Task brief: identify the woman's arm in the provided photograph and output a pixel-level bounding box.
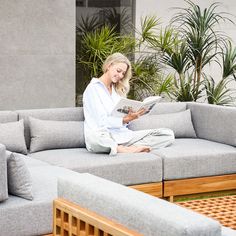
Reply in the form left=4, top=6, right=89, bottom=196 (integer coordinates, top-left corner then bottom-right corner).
left=123, top=108, right=146, bottom=124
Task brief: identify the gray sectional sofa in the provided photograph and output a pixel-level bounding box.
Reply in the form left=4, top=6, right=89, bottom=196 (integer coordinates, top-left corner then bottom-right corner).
left=0, top=102, right=236, bottom=236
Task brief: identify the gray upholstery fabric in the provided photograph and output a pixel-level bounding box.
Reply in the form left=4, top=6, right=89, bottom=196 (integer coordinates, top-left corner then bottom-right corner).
left=0, top=120, right=27, bottom=154
left=58, top=173, right=221, bottom=236
left=6, top=150, right=50, bottom=167
left=28, top=148, right=163, bottom=184
left=29, top=117, right=85, bottom=152
left=153, top=138, right=236, bottom=180
left=16, top=107, right=84, bottom=149
left=221, top=227, right=236, bottom=236
left=187, top=102, right=236, bottom=146
left=0, top=196, right=52, bottom=236
left=0, top=164, right=79, bottom=236
left=0, top=144, right=8, bottom=202
left=129, top=109, right=196, bottom=138
left=150, top=102, right=187, bottom=115
left=7, top=153, right=33, bottom=200
left=0, top=110, right=18, bottom=123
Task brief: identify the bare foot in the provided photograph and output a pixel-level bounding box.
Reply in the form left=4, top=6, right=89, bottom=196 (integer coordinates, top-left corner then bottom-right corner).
left=117, top=145, right=151, bottom=153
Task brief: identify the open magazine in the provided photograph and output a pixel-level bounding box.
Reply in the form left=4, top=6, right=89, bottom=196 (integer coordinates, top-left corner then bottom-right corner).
left=111, top=96, right=162, bottom=117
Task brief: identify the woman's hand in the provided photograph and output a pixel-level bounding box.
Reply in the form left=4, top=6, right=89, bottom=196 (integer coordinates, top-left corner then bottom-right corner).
left=123, top=108, right=146, bottom=124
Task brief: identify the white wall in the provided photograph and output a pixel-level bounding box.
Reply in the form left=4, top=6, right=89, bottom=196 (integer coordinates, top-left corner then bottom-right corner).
left=135, top=0, right=236, bottom=89
left=0, top=0, right=75, bottom=110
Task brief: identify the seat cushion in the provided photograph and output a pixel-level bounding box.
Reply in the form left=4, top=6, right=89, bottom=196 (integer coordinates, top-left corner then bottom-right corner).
left=221, top=226, right=236, bottom=236
left=29, top=148, right=163, bottom=185
left=153, top=139, right=236, bottom=180
left=0, top=164, right=80, bottom=236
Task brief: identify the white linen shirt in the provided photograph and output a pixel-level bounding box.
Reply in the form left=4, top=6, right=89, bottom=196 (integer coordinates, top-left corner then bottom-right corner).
left=83, top=78, right=134, bottom=144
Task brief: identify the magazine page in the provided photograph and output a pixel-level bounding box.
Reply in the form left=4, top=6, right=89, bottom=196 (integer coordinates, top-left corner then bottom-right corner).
left=111, top=96, right=161, bottom=117
left=111, top=98, right=142, bottom=117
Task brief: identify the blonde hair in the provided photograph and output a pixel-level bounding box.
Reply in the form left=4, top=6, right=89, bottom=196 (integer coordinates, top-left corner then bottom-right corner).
left=102, top=52, right=132, bottom=97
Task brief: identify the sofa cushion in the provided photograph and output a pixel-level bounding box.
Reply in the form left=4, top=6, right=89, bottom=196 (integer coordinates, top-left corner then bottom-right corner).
left=58, top=173, right=221, bottom=236
left=153, top=138, right=236, bottom=180
left=29, top=117, right=85, bottom=153
left=129, top=109, right=196, bottom=138
left=16, top=107, right=84, bottom=149
left=187, top=102, right=236, bottom=147
left=221, top=226, right=236, bottom=236
left=150, top=102, right=187, bottom=115
left=7, top=152, right=33, bottom=200
left=0, top=110, right=18, bottom=123
left=28, top=148, right=163, bottom=185
left=0, top=120, right=27, bottom=154
left=0, top=144, right=8, bottom=202
left=0, top=164, right=80, bottom=236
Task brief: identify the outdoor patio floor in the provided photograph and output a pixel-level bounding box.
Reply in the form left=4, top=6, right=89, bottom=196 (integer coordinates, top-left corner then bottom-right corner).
left=177, top=195, right=236, bottom=230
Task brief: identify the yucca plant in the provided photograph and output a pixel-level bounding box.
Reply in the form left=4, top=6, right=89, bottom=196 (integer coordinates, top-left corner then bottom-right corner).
left=171, top=0, right=232, bottom=95
left=222, top=40, right=236, bottom=80
left=78, top=26, right=135, bottom=80
left=76, top=15, right=102, bottom=34
left=204, top=76, right=235, bottom=105
left=154, top=73, right=175, bottom=99
left=172, top=73, right=203, bottom=102
left=129, top=55, right=161, bottom=100
left=204, top=40, right=236, bottom=105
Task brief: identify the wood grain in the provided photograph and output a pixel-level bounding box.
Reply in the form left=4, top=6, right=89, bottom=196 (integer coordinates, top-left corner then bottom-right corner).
left=164, top=174, right=236, bottom=198
left=53, top=198, right=143, bottom=236
left=130, top=182, right=162, bottom=197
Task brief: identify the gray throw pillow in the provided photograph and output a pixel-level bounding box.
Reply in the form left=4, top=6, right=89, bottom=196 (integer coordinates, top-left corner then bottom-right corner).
left=29, top=117, right=85, bottom=153
left=0, top=144, right=8, bottom=202
left=129, top=109, right=197, bottom=138
left=7, top=152, right=33, bottom=200
left=0, top=120, right=27, bottom=154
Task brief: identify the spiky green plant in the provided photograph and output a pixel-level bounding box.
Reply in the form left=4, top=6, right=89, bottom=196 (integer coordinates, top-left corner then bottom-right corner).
left=154, top=73, right=175, bottom=99
left=172, top=73, right=203, bottom=102
left=204, top=76, right=235, bottom=105
left=171, top=0, right=232, bottom=94
left=79, top=26, right=135, bottom=79
left=222, top=40, right=236, bottom=80
left=76, top=15, right=102, bottom=34
left=130, top=55, right=161, bottom=99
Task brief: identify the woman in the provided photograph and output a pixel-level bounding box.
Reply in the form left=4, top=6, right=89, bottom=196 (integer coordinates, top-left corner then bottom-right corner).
left=83, top=52, right=174, bottom=155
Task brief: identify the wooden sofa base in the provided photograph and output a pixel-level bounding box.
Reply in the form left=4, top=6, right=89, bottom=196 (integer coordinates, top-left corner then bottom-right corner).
left=130, top=182, right=162, bottom=197
left=53, top=198, right=142, bottom=236
left=164, top=174, right=236, bottom=202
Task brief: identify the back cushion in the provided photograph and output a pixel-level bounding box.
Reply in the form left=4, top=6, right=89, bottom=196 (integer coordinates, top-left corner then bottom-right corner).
left=149, top=102, right=187, bottom=115
left=0, top=110, right=26, bottom=154
left=187, top=102, right=236, bottom=146
left=29, top=117, right=85, bottom=152
left=129, top=109, right=196, bottom=138
left=16, top=107, right=84, bottom=149
left=0, top=144, right=8, bottom=202
left=0, top=111, right=18, bottom=123
left=0, top=120, right=27, bottom=154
